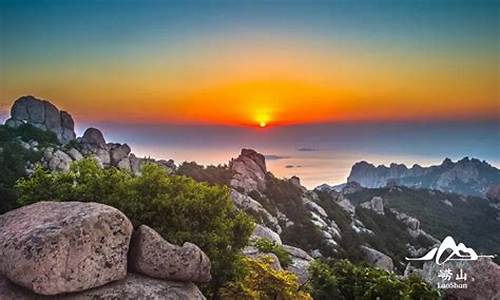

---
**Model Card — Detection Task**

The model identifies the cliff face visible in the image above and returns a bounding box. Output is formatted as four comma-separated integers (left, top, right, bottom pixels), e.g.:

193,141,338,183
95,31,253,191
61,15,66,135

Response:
347,158,500,197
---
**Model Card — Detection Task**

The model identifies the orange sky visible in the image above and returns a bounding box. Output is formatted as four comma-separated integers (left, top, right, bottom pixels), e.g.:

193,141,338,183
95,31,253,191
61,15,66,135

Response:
1,3,499,127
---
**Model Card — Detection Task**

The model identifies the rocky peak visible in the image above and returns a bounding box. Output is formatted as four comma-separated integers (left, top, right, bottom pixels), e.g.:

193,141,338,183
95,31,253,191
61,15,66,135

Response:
229,149,267,193
240,149,267,173
81,127,106,146
4,95,76,144
442,157,453,167
289,176,304,190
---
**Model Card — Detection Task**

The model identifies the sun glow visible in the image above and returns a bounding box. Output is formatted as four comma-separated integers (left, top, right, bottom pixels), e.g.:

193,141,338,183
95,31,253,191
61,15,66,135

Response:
255,111,271,128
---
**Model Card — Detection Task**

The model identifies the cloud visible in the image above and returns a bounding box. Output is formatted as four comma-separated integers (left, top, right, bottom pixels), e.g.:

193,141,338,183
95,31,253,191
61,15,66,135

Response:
297,147,318,152
265,154,290,161
285,164,302,168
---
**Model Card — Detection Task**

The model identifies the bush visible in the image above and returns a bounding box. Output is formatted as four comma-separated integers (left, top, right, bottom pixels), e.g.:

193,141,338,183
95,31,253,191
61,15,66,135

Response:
0,124,59,213
308,259,440,300
176,161,233,186
220,256,312,300
16,158,255,297
254,238,292,268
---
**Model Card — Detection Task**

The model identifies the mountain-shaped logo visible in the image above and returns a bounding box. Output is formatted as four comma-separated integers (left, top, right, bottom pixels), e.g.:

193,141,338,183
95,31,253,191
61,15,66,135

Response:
405,236,495,265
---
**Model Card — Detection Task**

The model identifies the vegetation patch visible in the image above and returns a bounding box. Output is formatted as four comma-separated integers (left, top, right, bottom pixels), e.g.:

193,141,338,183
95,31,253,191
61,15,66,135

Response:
308,259,440,300
254,238,292,268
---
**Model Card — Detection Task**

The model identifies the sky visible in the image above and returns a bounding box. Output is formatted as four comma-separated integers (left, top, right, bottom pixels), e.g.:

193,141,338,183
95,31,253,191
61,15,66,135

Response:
1,0,499,126
0,0,499,187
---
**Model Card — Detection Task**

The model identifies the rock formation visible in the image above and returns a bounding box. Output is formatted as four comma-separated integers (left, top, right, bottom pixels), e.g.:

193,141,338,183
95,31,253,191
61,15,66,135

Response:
0,202,209,299
250,224,282,245
360,246,394,272
5,96,76,144
129,225,211,283
347,157,500,197
0,201,133,295
282,245,314,285
3,96,176,176
229,149,267,193
360,196,385,215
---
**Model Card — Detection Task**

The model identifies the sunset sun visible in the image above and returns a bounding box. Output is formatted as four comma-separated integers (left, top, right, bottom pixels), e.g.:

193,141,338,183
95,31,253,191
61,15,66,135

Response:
255,112,270,128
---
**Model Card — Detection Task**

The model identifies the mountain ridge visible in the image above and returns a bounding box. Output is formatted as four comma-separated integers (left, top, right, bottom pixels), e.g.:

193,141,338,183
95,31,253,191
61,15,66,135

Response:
345,157,500,198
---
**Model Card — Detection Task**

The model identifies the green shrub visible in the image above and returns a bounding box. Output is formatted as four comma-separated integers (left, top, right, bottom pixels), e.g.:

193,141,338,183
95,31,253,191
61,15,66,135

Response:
176,161,233,186
254,238,292,268
308,259,440,300
220,256,312,300
16,158,255,297
0,124,59,213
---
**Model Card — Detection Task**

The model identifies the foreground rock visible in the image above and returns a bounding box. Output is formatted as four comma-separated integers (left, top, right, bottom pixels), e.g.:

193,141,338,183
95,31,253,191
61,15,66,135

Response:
129,225,211,283
0,273,205,300
0,201,133,295
5,95,76,144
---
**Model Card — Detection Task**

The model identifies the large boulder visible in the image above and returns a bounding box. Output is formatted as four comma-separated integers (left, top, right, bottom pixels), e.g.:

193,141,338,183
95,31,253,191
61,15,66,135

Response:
0,201,133,295
229,149,267,193
109,143,131,164
0,273,206,300
129,225,211,283
250,224,282,245
360,246,394,272
81,127,106,146
282,245,313,285
66,148,84,161
5,95,76,144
